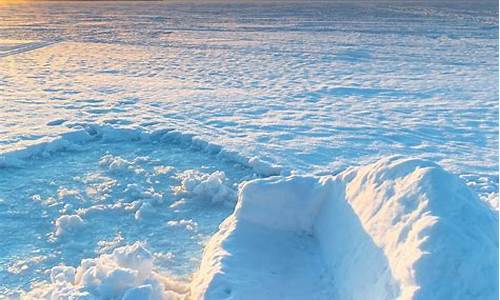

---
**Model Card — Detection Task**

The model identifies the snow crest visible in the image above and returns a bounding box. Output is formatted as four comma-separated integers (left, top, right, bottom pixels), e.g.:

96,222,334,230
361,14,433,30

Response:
192,156,498,300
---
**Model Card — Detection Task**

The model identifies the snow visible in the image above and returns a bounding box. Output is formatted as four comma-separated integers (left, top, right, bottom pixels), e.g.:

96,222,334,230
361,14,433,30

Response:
0,132,250,297
173,170,237,204
192,157,498,300
0,0,497,298
24,243,188,300
0,38,54,57
99,155,142,174
54,215,85,237
166,219,198,232
0,1,497,206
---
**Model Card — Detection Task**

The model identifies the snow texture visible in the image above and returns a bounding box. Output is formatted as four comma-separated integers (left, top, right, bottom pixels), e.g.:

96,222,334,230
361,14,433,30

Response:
54,215,85,237
0,0,497,207
0,129,251,297
173,170,237,204
0,0,497,298
25,243,188,299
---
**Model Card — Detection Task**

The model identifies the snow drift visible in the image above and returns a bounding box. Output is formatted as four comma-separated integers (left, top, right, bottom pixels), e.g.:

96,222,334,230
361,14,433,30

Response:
191,156,498,300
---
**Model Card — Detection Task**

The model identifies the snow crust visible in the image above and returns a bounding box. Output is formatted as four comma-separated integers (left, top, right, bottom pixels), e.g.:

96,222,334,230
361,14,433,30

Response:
192,156,498,300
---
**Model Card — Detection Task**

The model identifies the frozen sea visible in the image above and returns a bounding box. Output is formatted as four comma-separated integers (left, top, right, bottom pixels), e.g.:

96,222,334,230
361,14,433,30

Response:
0,0,498,298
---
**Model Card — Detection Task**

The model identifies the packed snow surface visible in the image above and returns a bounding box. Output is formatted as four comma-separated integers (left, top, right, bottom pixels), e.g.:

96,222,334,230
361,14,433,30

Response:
0,0,498,299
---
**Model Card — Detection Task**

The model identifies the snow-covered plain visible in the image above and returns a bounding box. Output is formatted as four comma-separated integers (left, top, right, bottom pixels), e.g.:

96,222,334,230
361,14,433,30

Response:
0,0,498,299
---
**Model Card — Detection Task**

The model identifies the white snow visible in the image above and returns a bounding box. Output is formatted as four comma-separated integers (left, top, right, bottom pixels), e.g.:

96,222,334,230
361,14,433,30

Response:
24,243,188,299
0,1,497,206
166,219,198,232
173,170,237,204
54,215,85,237
0,0,497,298
99,154,139,174
192,157,498,300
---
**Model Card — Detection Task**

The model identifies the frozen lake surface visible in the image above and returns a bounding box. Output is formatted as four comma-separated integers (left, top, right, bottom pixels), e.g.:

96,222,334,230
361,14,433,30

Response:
0,129,254,296
0,0,498,298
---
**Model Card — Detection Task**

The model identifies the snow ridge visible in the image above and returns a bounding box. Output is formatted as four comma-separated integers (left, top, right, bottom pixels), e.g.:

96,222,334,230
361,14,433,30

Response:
0,125,283,177
192,156,498,300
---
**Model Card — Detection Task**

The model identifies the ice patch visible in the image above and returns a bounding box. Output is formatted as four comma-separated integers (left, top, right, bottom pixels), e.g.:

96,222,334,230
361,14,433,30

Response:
0,125,253,296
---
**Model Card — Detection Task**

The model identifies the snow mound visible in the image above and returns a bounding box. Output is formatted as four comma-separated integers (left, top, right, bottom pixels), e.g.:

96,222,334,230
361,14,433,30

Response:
191,156,498,300
54,214,85,237
173,170,237,204
25,243,188,299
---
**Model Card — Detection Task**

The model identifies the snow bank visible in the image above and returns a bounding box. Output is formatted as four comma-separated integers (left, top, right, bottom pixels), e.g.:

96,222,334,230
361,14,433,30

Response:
191,156,498,300
25,243,188,299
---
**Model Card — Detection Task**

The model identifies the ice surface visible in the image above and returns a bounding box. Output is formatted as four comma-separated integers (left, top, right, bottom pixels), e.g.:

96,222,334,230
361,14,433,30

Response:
0,0,497,299
0,128,254,297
